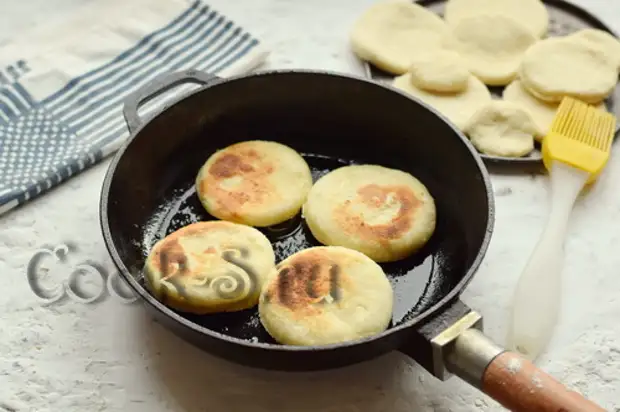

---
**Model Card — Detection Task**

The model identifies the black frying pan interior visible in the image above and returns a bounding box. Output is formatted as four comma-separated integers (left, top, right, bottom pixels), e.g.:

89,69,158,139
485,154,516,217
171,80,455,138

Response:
104,71,490,345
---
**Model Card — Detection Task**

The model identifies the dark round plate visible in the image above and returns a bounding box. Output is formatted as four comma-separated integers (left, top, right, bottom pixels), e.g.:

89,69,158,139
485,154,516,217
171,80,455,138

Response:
361,0,620,165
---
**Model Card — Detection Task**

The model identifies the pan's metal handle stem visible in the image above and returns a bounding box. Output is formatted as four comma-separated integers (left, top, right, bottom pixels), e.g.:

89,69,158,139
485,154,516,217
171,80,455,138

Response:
122,69,220,133
443,327,502,388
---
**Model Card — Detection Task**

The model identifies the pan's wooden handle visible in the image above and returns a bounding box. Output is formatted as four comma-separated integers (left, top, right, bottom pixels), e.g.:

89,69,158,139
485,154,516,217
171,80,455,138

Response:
482,352,605,411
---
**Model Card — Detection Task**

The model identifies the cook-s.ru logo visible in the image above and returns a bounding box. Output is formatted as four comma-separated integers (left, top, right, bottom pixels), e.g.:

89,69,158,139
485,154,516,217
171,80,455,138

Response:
26,243,137,304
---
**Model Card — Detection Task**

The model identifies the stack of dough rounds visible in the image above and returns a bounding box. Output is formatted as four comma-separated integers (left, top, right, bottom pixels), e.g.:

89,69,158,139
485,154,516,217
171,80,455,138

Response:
464,101,537,157
258,246,394,346
393,71,492,131
518,36,618,104
196,140,313,227
144,221,276,314
444,0,549,39
445,14,537,86
349,0,453,74
408,49,470,93
303,165,436,263
349,0,620,159
503,79,607,141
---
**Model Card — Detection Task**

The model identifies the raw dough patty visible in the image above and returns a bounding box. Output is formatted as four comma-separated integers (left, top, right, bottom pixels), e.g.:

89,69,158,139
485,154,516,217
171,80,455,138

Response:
464,100,537,157
518,37,618,104
408,49,470,93
303,164,436,263
144,221,276,314
569,29,620,70
258,246,394,346
196,140,313,227
446,14,537,86
503,79,607,141
444,0,549,39
350,0,452,74
393,72,492,131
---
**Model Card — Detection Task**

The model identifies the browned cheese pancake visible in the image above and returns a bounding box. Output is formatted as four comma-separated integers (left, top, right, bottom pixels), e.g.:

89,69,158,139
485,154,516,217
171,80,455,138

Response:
303,165,436,262
258,246,393,345
196,140,313,227
144,221,276,314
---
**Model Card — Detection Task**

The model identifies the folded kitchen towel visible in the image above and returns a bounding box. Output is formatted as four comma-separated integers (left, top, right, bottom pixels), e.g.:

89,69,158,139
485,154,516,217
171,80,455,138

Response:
0,0,268,215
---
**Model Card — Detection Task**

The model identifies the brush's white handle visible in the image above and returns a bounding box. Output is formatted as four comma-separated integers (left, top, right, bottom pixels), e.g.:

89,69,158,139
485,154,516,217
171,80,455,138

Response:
506,161,590,361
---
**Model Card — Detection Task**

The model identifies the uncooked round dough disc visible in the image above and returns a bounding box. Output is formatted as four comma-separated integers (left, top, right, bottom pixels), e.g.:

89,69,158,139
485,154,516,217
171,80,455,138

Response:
446,14,537,86
503,79,607,141
196,140,313,227
444,0,549,38
408,49,470,93
464,100,536,157
569,29,620,70
258,246,394,346
144,221,276,314
303,164,437,263
502,80,557,141
350,0,452,74
392,72,492,131
518,37,618,104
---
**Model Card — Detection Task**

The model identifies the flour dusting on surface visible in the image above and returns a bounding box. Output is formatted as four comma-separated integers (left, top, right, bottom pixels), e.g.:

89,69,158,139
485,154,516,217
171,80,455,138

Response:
1,0,620,411
531,372,543,389
506,358,522,375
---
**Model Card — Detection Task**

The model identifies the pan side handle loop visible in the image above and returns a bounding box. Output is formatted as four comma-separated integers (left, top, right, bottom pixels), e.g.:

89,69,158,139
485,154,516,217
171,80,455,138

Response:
122,69,220,133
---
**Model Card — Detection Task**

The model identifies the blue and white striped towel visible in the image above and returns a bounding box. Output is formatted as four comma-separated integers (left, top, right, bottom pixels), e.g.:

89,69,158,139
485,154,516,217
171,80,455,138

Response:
0,0,268,215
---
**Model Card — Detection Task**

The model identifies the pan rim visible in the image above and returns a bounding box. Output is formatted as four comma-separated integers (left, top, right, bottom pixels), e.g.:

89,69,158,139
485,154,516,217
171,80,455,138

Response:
99,68,495,353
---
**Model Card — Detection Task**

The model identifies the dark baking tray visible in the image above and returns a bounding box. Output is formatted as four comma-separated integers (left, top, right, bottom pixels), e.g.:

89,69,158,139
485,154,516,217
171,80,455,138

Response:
362,0,620,165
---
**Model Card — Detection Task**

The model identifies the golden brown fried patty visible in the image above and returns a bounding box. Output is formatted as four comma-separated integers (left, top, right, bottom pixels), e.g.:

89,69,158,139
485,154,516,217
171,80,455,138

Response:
196,140,313,227
258,246,393,345
144,221,276,314
302,165,437,262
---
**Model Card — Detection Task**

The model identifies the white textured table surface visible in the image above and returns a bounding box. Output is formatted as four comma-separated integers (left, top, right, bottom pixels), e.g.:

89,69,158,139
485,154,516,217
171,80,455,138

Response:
2,1,620,411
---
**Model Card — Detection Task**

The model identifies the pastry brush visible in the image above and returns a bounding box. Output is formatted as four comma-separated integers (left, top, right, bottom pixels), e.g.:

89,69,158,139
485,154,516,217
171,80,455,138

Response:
506,96,617,361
